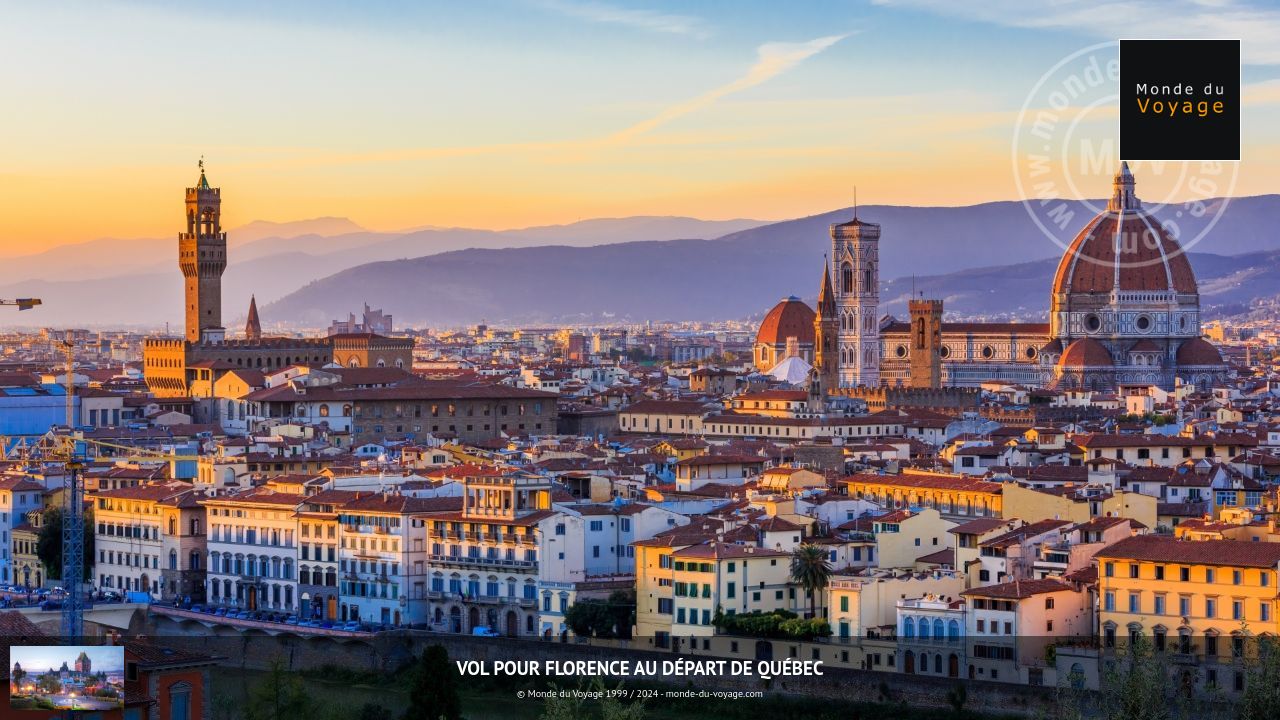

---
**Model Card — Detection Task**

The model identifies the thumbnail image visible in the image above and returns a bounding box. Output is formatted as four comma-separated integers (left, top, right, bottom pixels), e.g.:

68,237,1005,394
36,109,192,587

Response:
8,646,124,712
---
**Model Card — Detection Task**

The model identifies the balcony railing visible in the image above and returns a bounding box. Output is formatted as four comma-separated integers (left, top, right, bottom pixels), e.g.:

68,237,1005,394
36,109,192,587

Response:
429,553,535,570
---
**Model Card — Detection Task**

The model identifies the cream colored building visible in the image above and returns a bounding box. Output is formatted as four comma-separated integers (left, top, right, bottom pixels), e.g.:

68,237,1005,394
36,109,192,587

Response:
93,480,205,601
827,569,966,642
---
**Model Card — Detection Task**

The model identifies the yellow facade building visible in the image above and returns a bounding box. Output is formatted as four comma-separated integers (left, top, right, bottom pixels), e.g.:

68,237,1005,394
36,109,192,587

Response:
844,471,1003,520
634,534,794,647
1095,536,1280,664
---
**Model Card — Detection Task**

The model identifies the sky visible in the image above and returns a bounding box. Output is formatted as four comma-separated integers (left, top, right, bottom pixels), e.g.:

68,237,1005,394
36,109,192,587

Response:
1,0,1279,254
10,646,123,674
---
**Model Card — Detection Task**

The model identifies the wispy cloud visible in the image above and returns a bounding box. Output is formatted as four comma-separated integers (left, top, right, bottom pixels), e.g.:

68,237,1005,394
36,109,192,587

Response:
872,0,1280,64
532,0,709,38
605,34,850,144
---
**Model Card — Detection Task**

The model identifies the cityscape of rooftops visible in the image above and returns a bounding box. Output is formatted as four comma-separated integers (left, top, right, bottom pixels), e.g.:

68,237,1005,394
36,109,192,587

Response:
1,2,1280,719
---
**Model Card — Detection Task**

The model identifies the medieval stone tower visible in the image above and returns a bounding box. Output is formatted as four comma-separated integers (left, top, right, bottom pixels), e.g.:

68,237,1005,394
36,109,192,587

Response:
908,298,943,388
180,162,226,343
813,258,840,397
831,214,880,387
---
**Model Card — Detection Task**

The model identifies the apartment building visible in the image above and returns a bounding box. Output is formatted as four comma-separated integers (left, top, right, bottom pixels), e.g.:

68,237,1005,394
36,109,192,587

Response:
335,492,435,625
203,488,303,613
844,471,1004,521
421,472,581,636
295,489,359,621
0,476,43,584
1095,535,1280,682
93,481,205,600
961,578,1090,685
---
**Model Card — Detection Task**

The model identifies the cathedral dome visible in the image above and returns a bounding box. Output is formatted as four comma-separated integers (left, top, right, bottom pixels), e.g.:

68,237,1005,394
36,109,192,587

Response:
1058,338,1113,368
1050,163,1198,298
757,296,815,346
1176,337,1222,366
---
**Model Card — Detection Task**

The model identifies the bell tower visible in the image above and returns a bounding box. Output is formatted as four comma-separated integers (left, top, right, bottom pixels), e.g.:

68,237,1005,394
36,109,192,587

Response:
831,211,881,387
181,159,227,343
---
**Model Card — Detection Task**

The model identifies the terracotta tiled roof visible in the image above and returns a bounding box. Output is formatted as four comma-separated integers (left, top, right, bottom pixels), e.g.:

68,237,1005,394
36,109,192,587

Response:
1059,338,1113,368
1051,205,1197,295
962,578,1075,599
1096,535,1280,568
1177,338,1223,366
756,297,815,346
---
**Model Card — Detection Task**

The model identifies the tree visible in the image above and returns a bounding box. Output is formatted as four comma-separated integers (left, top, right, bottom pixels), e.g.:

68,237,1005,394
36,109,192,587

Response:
403,645,461,720
540,678,644,720
1099,635,1170,720
356,703,393,720
36,507,95,582
1240,636,1280,720
564,590,635,639
789,543,832,619
11,664,25,690
246,660,313,720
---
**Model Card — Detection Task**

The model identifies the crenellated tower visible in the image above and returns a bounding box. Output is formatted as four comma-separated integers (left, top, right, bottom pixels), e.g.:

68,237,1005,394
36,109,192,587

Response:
831,213,881,387
181,160,227,343
907,298,943,388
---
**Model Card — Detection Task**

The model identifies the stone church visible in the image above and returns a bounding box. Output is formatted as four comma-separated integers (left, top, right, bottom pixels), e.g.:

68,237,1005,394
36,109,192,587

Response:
754,164,1227,393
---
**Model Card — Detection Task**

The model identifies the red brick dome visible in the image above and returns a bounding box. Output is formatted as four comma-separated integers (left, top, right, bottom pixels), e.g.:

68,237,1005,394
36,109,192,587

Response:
1051,164,1198,297
1176,338,1222,366
756,296,815,346
1058,338,1113,367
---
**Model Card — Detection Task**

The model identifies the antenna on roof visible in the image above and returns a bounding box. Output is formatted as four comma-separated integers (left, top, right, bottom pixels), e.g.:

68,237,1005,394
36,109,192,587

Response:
853,186,858,220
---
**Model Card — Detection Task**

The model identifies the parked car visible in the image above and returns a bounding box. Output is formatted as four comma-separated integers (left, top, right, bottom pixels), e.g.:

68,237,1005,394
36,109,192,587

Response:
340,621,362,632
471,626,501,638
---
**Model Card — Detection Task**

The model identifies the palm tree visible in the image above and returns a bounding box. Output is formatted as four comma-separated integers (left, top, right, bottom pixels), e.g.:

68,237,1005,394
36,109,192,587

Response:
789,543,832,620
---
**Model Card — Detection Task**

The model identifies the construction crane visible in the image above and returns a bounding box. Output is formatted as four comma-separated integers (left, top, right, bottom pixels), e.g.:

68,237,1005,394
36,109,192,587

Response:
0,298,42,310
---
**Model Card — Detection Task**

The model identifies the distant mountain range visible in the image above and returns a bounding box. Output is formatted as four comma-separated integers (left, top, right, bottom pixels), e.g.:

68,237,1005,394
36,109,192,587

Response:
3,197,1277,328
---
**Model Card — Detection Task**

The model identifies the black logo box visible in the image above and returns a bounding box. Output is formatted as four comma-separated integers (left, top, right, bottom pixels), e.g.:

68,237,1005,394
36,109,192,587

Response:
1119,39,1240,161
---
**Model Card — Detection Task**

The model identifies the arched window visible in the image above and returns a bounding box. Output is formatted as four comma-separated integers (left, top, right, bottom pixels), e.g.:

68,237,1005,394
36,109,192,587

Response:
948,619,960,642
903,617,915,638
169,550,177,571
933,619,945,639
168,681,193,720
916,317,926,349
320,404,330,417
919,618,930,639
842,263,854,293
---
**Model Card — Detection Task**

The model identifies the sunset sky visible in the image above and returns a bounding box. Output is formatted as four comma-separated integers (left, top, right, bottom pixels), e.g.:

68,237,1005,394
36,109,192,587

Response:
2,0,1279,254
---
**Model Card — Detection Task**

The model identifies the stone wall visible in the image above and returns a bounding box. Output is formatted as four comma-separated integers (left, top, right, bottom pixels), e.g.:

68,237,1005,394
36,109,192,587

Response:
148,614,1058,716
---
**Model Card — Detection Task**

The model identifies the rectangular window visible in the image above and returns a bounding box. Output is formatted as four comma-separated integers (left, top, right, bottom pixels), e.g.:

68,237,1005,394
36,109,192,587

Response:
1128,593,1140,613
1206,598,1217,618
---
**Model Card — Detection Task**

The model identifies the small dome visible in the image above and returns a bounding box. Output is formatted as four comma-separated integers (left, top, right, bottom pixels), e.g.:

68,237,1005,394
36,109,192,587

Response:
1176,338,1222,366
1039,339,1063,355
1058,338,1113,367
757,297,815,347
